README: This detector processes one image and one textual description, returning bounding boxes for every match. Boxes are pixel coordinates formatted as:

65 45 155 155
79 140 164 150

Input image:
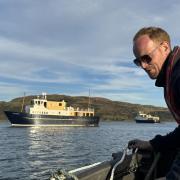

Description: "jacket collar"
155 52 171 87
155 46 180 87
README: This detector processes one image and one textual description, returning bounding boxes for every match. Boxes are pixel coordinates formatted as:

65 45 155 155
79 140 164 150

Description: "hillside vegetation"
0 94 173 121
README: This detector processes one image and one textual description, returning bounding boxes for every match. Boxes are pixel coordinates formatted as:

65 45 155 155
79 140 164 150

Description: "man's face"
133 35 167 79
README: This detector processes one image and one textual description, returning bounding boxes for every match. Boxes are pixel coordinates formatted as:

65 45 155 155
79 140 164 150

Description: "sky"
0 0 180 107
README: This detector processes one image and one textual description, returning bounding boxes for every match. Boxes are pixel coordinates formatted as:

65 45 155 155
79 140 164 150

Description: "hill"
0 94 173 121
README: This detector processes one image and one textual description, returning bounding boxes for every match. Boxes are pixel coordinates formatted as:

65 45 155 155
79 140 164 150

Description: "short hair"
133 27 171 47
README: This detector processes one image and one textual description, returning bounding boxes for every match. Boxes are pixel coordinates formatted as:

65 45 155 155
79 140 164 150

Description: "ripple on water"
0 120 177 179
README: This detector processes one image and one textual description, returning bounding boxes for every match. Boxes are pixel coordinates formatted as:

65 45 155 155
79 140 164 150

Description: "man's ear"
161 41 170 52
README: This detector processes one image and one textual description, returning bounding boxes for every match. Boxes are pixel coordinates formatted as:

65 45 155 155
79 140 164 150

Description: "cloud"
0 0 180 107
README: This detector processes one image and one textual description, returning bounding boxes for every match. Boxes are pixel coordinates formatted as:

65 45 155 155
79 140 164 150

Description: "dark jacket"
150 46 180 152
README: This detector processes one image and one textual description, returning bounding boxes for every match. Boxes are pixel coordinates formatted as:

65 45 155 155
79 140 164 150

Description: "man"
128 27 180 180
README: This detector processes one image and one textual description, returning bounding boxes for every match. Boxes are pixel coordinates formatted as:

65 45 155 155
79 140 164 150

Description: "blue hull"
135 119 159 123
4 111 100 127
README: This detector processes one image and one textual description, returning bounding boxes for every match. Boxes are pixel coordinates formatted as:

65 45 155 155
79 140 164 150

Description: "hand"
128 139 153 151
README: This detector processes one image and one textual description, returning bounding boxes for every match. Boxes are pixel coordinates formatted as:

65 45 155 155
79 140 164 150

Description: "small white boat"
135 111 160 123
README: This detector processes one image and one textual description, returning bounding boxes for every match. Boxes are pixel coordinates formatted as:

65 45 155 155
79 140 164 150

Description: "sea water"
0 120 176 180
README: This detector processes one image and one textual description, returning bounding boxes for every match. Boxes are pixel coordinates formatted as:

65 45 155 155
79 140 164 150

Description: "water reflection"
0 121 177 180
27 126 79 179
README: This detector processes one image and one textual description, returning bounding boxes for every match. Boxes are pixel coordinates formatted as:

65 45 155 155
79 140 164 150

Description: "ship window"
44 102 47 108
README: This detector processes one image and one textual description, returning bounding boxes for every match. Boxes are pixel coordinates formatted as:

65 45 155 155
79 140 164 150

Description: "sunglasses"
133 43 162 67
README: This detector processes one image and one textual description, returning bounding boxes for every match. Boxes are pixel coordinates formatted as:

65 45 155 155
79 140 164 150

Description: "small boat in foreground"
135 111 160 123
50 149 165 180
4 93 99 127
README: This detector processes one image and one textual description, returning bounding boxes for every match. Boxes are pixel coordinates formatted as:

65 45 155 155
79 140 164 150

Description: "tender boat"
50 149 166 180
4 93 99 127
135 111 160 123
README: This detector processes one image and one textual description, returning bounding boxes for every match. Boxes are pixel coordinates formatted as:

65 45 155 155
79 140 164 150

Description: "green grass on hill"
0 94 173 121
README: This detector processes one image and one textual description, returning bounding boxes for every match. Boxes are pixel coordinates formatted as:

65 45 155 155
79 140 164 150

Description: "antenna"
88 89 91 110
21 92 26 112
42 92 47 99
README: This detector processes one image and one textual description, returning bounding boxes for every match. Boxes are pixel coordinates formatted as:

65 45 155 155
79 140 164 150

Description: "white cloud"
0 0 180 106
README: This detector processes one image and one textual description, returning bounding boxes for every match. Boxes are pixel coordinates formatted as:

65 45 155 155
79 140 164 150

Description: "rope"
109 147 138 180
50 169 79 180
109 147 127 180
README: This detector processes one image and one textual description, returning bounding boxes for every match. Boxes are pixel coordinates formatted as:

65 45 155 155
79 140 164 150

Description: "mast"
21 92 26 112
88 89 91 110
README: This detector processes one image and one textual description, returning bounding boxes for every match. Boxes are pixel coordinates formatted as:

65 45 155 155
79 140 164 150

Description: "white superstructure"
25 93 95 117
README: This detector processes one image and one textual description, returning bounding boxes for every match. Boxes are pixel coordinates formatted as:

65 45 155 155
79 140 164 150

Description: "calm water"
0 120 177 180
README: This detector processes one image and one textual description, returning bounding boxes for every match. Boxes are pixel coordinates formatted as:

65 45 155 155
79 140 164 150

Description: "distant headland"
0 94 173 121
